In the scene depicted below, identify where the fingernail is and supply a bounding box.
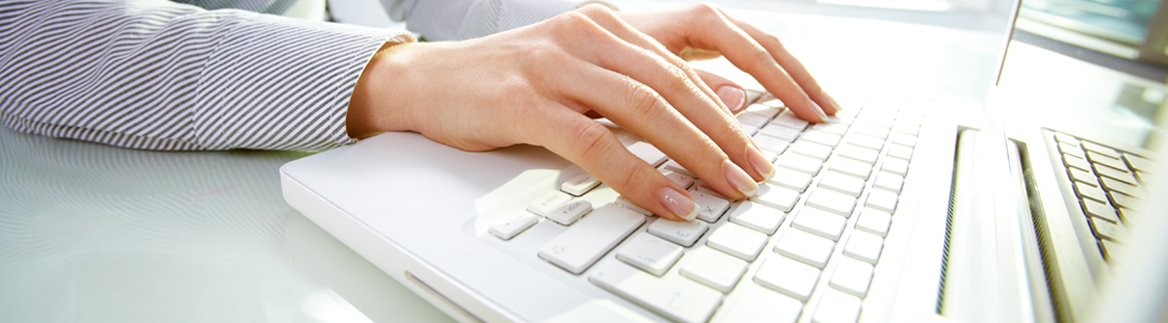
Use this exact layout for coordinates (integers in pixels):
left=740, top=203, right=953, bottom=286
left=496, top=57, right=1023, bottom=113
left=811, top=100, right=828, bottom=123
left=717, top=86, right=747, bottom=113
left=658, top=187, right=698, bottom=221
left=723, top=159, right=758, bottom=197
left=823, top=90, right=842, bottom=114
left=747, top=146, right=775, bottom=180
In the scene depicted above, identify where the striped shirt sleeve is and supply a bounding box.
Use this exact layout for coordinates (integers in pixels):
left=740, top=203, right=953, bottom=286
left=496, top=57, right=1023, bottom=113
left=380, top=0, right=582, bottom=41
left=0, top=0, right=411, bottom=150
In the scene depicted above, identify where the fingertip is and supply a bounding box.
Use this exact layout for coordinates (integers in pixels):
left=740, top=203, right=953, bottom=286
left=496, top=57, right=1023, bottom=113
left=819, top=90, right=841, bottom=116
left=810, top=100, right=828, bottom=124
left=658, top=187, right=698, bottom=221
left=716, top=85, right=747, bottom=114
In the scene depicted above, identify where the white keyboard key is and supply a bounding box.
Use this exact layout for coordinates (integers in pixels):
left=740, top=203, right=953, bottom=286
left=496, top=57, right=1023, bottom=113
left=759, top=126, right=802, bottom=142
left=829, top=158, right=873, bottom=180
left=590, top=260, right=723, bottom=323
left=813, top=122, right=849, bottom=135
left=812, top=290, right=863, bottom=323
left=844, top=231, right=884, bottom=265
left=538, top=204, right=646, bottom=274
left=837, top=144, right=879, bottom=165
left=755, top=134, right=792, bottom=154
left=792, top=207, right=847, bottom=241
left=547, top=199, right=593, bottom=225
left=855, top=208, right=892, bottom=237
left=690, top=189, right=731, bottom=222
left=662, top=159, right=694, bottom=177
left=865, top=189, right=899, bottom=213
left=615, top=195, right=653, bottom=216
left=561, top=172, right=601, bottom=196
left=771, top=110, right=810, bottom=130
left=829, top=257, right=875, bottom=297
left=680, top=248, right=748, bottom=293
left=894, top=123, right=921, bottom=135
left=803, top=130, right=843, bottom=147
left=873, top=172, right=904, bottom=193
left=891, top=133, right=917, bottom=147
left=881, top=157, right=909, bottom=176
left=776, top=153, right=824, bottom=175
left=616, top=233, right=684, bottom=276
left=847, top=135, right=884, bottom=152
left=489, top=211, right=539, bottom=240
left=729, top=201, right=786, bottom=235
left=706, top=223, right=769, bottom=261
left=818, top=171, right=865, bottom=197
left=791, top=141, right=834, bottom=161
left=769, top=167, right=813, bottom=192
left=741, top=124, right=760, bottom=136
left=737, top=112, right=771, bottom=127
left=715, top=285, right=803, bottom=323
left=887, top=144, right=913, bottom=160
left=662, top=170, right=694, bottom=190
left=648, top=217, right=709, bottom=247
left=755, top=256, right=822, bottom=302
left=528, top=191, right=572, bottom=216
left=745, top=103, right=782, bottom=118
left=628, top=141, right=667, bottom=167
left=775, top=229, right=836, bottom=268
left=806, top=189, right=858, bottom=218
left=852, top=124, right=890, bottom=139
left=751, top=183, right=801, bottom=212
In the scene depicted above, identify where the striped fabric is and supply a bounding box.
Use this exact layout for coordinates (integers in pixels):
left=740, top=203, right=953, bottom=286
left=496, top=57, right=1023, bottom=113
left=0, top=0, right=577, bottom=151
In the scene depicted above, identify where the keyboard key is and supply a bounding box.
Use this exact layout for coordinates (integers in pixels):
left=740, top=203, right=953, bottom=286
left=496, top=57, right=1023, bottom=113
left=792, top=207, right=848, bottom=241
left=890, top=133, right=917, bottom=147
left=1089, top=217, right=1119, bottom=241
left=893, top=123, right=920, bottom=135
left=616, top=233, right=684, bottom=276
left=1100, top=177, right=1144, bottom=198
left=837, top=144, right=879, bottom=165
left=729, top=201, right=787, bottom=235
left=844, top=231, right=884, bottom=264
left=1068, top=167, right=1098, bottom=186
left=706, top=222, right=769, bottom=261
left=745, top=103, right=782, bottom=118
left=528, top=191, right=572, bottom=216
left=847, top=134, right=884, bottom=151
left=616, top=195, right=653, bottom=216
left=856, top=208, right=892, bottom=237
left=881, top=157, right=909, bottom=177
left=791, top=141, right=834, bottom=161
left=803, top=131, right=843, bottom=147
left=1081, top=199, right=1119, bottom=223
left=829, top=257, right=875, bottom=298
left=1095, top=166, right=1139, bottom=186
left=539, top=204, right=646, bottom=274
left=489, top=211, right=539, bottom=240
left=690, top=189, right=731, bottom=222
left=628, top=141, right=667, bottom=167
left=819, top=171, right=866, bottom=197
left=813, top=122, right=850, bottom=135
left=1054, top=132, right=1080, bottom=145
left=1059, top=142, right=1086, bottom=158
left=1109, top=191, right=1139, bottom=209
left=807, top=188, right=858, bottom=217
left=737, top=112, right=771, bottom=128
left=759, top=126, right=803, bottom=142
left=852, top=124, right=890, bottom=139
left=812, top=290, right=863, bottom=323
left=1087, top=151, right=1129, bottom=172
left=680, top=248, right=748, bottom=293
left=716, top=285, right=803, bottom=323
left=755, top=256, right=822, bottom=302
left=769, top=167, right=813, bottom=192
left=775, top=229, right=836, bottom=269
left=547, top=199, right=593, bottom=225
left=561, top=172, right=601, bottom=196
left=1073, top=181, right=1108, bottom=203
left=741, top=124, right=760, bottom=136
left=648, top=217, right=709, bottom=247
left=662, top=159, right=694, bottom=177
left=873, top=172, right=904, bottom=193
left=771, top=110, right=810, bottom=131
left=887, top=144, right=913, bottom=160
left=752, top=183, right=802, bottom=212
left=755, top=134, right=792, bottom=154
left=866, top=189, right=899, bottom=213
left=662, top=170, right=695, bottom=190
left=830, top=158, right=873, bottom=180
left=590, top=260, right=723, bottom=323
left=777, top=153, right=824, bottom=175
left=1062, top=154, right=1092, bottom=172
left=1082, top=141, right=1121, bottom=159
left=1124, top=153, right=1155, bottom=173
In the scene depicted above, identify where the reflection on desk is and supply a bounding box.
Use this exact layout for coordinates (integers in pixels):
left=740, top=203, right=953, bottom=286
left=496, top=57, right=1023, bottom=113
left=0, top=127, right=451, bottom=323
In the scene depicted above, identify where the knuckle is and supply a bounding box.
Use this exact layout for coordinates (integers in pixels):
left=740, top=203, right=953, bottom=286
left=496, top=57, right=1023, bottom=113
left=569, top=121, right=612, bottom=164
left=624, top=81, right=663, bottom=118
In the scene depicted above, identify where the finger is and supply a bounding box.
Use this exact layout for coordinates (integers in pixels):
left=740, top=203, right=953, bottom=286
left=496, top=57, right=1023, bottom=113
left=694, top=69, right=747, bottom=114
left=564, top=9, right=775, bottom=185
left=531, top=107, right=699, bottom=221
left=674, top=5, right=829, bottom=123
left=722, top=12, right=840, bottom=115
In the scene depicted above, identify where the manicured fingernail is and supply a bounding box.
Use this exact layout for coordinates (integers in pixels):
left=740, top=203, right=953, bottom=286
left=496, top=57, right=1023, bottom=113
left=717, top=86, right=747, bottom=113
left=824, top=91, right=843, bottom=113
left=811, top=100, right=828, bottom=123
left=723, top=159, right=758, bottom=197
left=658, top=187, right=698, bottom=221
left=747, top=146, right=775, bottom=180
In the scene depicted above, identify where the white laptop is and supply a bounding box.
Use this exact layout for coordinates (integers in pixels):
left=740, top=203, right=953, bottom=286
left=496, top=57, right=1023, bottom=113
left=279, top=1, right=1168, bottom=322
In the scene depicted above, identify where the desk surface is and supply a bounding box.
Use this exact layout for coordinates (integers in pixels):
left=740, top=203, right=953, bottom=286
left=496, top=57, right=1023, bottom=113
left=0, top=4, right=1009, bottom=323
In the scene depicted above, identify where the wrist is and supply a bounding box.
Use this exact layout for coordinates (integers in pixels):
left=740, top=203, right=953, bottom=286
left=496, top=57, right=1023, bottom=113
left=347, top=39, right=417, bottom=139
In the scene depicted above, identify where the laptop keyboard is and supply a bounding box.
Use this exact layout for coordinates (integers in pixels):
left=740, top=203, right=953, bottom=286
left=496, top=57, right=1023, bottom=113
left=1050, top=130, right=1155, bottom=262
left=487, top=92, right=929, bottom=323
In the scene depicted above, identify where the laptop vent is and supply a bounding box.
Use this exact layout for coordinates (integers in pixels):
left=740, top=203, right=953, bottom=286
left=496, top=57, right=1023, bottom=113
left=935, top=132, right=963, bottom=314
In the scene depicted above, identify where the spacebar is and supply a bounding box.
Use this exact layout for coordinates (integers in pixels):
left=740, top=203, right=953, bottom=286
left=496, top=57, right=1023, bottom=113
left=590, top=260, right=723, bottom=323
left=538, top=203, right=645, bottom=274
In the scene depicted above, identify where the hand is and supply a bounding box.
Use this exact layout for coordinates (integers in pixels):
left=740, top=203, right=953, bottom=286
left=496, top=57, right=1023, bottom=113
left=347, top=5, right=779, bottom=221
left=618, top=3, right=841, bottom=122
